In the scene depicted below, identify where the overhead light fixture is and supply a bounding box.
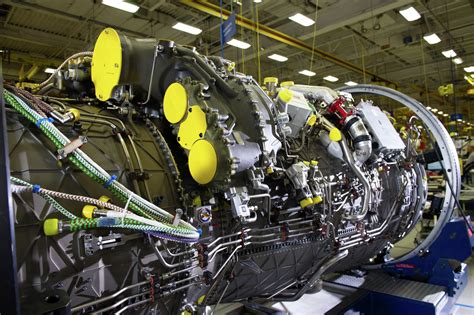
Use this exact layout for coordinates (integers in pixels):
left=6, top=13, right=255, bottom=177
left=268, top=54, right=288, bottom=62
left=172, top=22, right=202, bottom=35
left=227, top=39, right=251, bottom=49
left=441, top=49, right=457, bottom=58
left=44, top=67, right=56, bottom=74
left=443, top=113, right=449, bottom=117
left=345, top=81, right=358, bottom=86
left=102, top=0, right=139, bottom=13
left=432, top=108, right=438, bottom=113
left=457, top=118, right=462, bottom=122
left=423, top=33, right=441, bottom=45
left=399, top=6, right=421, bottom=22
left=299, top=70, right=316, bottom=77
left=464, top=66, right=474, bottom=72
left=254, top=0, right=262, bottom=2
left=452, top=57, right=463, bottom=65
left=289, top=13, right=315, bottom=27
left=323, top=75, right=339, bottom=82
left=438, top=111, right=444, bottom=115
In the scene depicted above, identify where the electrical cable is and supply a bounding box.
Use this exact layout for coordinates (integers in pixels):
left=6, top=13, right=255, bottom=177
left=35, top=51, right=93, bottom=90
left=4, top=90, right=199, bottom=240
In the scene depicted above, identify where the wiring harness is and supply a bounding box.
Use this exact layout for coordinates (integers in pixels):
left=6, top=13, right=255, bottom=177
left=4, top=89, right=199, bottom=243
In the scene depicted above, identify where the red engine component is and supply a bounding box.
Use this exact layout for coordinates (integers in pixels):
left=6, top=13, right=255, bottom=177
left=327, top=97, right=353, bottom=124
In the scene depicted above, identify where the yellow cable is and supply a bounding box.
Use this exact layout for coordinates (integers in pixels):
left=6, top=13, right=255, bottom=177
left=308, top=0, right=319, bottom=85
left=240, top=3, right=245, bottom=73
left=420, top=34, right=431, bottom=107
left=255, top=3, right=261, bottom=84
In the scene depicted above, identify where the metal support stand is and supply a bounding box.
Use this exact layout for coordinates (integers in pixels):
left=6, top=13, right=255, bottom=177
left=325, top=218, right=472, bottom=315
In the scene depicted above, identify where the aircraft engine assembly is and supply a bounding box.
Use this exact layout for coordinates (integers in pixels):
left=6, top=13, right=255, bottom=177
left=4, top=28, right=460, bottom=314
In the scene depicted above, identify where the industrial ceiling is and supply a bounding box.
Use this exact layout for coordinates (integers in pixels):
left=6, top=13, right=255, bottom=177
left=0, top=0, right=473, bottom=120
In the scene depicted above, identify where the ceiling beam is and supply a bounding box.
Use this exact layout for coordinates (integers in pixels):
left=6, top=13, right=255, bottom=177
left=179, top=0, right=397, bottom=86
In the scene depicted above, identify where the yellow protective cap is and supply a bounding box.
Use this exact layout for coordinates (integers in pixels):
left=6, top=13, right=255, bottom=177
left=329, top=128, right=342, bottom=142
left=68, top=108, right=81, bottom=122
left=278, top=88, right=293, bottom=103
left=188, top=140, right=217, bottom=185
left=98, top=195, right=111, bottom=204
left=280, top=81, right=294, bottom=87
left=82, top=205, right=96, bottom=219
left=43, top=218, right=59, bottom=236
left=312, top=196, right=323, bottom=204
left=311, top=160, right=318, bottom=166
left=164, top=82, right=188, bottom=124
left=264, top=77, right=278, bottom=84
left=197, top=295, right=206, bottom=305
left=300, top=198, right=313, bottom=208
left=306, top=114, right=317, bottom=126
left=227, top=62, right=235, bottom=71
left=303, top=161, right=310, bottom=166
left=178, top=105, right=207, bottom=150
left=91, top=28, right=122, bottom=101
left=266, top=166, right=274, bottom=174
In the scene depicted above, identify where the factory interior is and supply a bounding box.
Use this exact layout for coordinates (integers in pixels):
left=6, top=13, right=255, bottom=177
left=1, top=0, right=474, bottom=314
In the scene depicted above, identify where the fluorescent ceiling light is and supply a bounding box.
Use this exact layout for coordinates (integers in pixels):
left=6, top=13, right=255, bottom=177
left=268, top=54, right=288, bottom=62
left=423, top=33, right=441, bottom=45
left=254, top=0, right=262, bottom=2
left=457, top=119, right=462, bottom=122
left=399, top=6, right=421, bottom=22
left=452, top=57, right=463, bottom=65
left=227, top=39, right=251, bottom=49
left=441, top=49, right=457, bottom=58
left=289, top=13, right=315, bottom=27
left=426, top=106, right=432, bottom=110
left=345, top=81, right=358, bottom=86
left=299, top=70, right=316, bottom=77
left=432, top=108, right=438, bottom=113
left=102, top=0, right=139, bottom=13
left=172, top=22, right=202, bottom=35
left=443, top=113, right=449, bottom=117
left=323, top=75, right=339, bottom=82
left=438, top=111, right=444, bottom=115
left=464, top=66, right=474, bottom=72
left=44, top=67, right=56, bottom=74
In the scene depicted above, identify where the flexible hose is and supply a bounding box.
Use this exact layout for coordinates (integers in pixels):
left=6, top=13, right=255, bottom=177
left=4, top=90, right=199, bottom=240
left=35, top=51, right=93, bottom=90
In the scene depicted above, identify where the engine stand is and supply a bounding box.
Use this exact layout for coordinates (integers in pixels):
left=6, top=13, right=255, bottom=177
left=324, top=217, right=472, bottom=315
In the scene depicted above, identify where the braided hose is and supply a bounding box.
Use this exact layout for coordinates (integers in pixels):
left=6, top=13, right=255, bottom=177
left=4, top=90, right=199, bottom=240
left=35, top=51, right=94, bottom=90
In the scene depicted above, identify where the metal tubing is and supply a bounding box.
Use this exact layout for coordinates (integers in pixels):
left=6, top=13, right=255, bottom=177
left=340, top=137, right=371, bottom=221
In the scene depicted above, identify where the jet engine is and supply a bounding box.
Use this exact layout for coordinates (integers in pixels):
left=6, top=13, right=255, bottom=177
left=4, top=28, right=460, bottom=314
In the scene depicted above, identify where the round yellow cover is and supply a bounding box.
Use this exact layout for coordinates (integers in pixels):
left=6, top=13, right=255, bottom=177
left=91, top=28, right=122, bottom=101
left=82, top=205, right=96, bottom=219
left=329, top=128, right=342, bottom=142
left=164, top=82, right=188, bottom=124
left=278, top=88, right=293, bottom=103
left=178, top=105, right=207, bottom=149
left=264, top=77, right=278, bottom=84
left=188, top=140, right=217, bottom=185
left=43, top=218, right=59, bottom=236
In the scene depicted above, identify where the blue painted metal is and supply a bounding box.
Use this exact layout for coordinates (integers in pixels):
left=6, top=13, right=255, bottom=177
left=337, top=291, right=436, bottom=315
left=383, top=217, right=472, bottom=296
left=221, top=12, right=237, bottom=44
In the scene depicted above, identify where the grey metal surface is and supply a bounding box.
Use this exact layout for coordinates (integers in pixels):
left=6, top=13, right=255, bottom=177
left=338, top=85, right=460, bottom=265
left=326, top=272, right=446, bottom=304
